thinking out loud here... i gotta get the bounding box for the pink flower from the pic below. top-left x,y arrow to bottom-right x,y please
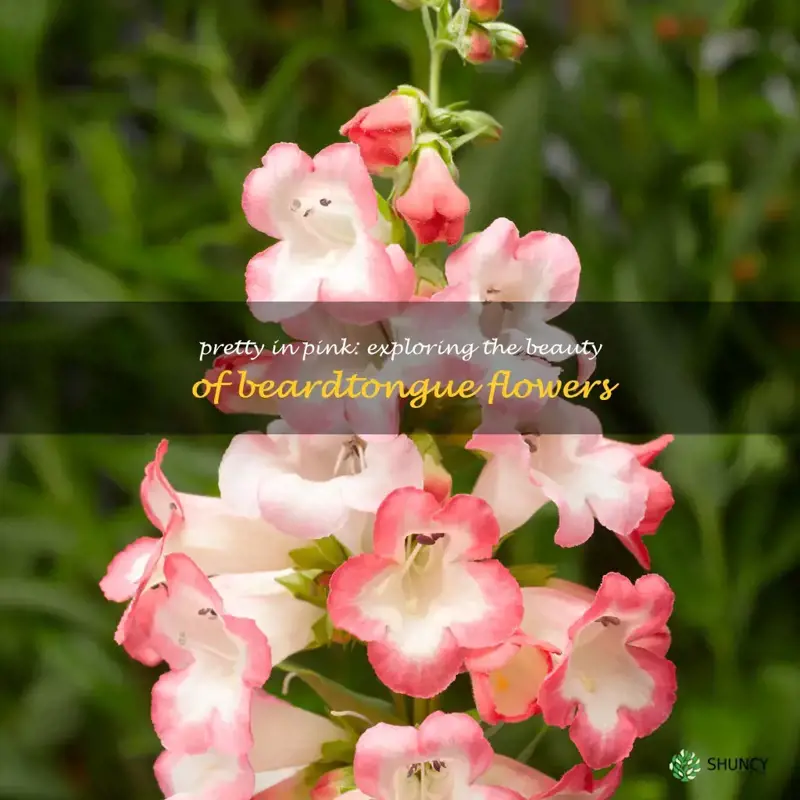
465,632 -> 556,725
352,712 -> 524,800
148,554 -> 272,755
101,440 -> 301,665
469,405 -> 674,567
436,218 -> 580,307
523,574 -> 677,769
465,0 -> 502,22
156,690 -> 344,800
242,143 -> 413,322
327,488 -> 523,697
340,93 -> 421,174
394,147 -> 470,246
218,423 -> 425,552
480,756 -> 623,799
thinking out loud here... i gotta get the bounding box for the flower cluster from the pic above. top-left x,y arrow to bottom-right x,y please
101,3 -> 677,798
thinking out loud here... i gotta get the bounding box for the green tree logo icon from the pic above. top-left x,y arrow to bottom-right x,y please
670,750 -> 702,781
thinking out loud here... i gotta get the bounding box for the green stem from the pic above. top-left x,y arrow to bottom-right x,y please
421,7 -> 444,107
413,696 -> 428,725
392,692 -> 409,722
16,79 -> 51,265
515,722 -> 549,764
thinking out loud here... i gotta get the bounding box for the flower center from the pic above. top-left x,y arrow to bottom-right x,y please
402,760 -> 451,800
332,436 -> 367,476
287,183 -> 359,249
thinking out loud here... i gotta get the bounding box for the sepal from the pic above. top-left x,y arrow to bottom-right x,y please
276,569 -> 329,609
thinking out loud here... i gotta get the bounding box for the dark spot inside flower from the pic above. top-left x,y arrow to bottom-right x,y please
432,760 -> 446,771
198,608 -> 218,618
169,502 -> 178,510
598,615 -> 621,627
319,198 -> 332,206
303,209 -> 313,218
290,199 -> 301,211
500,301 -> 515,312
407,763 -> 420,777
414,532 -> 445,546
150,582 -> 166,591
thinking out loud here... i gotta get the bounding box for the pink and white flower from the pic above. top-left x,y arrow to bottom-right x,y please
327,488 -> 523,697
101,440 -> 301,665
219,422 -> 425,553
243,143 -> 414,322
394,146 -> 470,246
523,574 -> 677,769
156,690 -> 344,800
351,712 -> 524,800
209,570 -> 325,666
480,756 -> 623,799
341,93 -> 422,175
148,553 -> 272,756
469,403 -> 673,567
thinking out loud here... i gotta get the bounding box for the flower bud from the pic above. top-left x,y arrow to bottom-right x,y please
465,0 -> 502,23
311,767 -> 356,799
340,92 -> 423,175
485,21 -> 527,60
461,26 -> 494,64
455,109 -> 503,142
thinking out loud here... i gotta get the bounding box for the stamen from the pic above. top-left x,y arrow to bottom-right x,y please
333,436 -> 367,476
319,198 -> 332,206
330,710 -> 373,725
303,209 -> 313,218
290,199 -> 301,211
281,672 -> 297,695
598,615 -> 621,627
523,434 -> 539,453
197,608 -> 218,618
414,532 -> 445,546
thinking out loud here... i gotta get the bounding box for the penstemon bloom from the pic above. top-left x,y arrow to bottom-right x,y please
101,3 -> 678,798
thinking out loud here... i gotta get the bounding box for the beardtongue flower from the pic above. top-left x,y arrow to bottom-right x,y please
148,554 -> 272,756
341,92 -> 423,175
522,574 -> 677,769
218,422 -> 425,553
101,440 -> 301,665
156,690 -> 344,800
394,146 -> 470,246
243,142 -> 413,322
327,488 -> 523,697
480,756 -> 623,799
468,401 -> 672,568
351,712 -> 525,800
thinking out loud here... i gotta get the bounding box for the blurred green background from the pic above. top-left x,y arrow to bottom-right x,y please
1,0 -> 799,798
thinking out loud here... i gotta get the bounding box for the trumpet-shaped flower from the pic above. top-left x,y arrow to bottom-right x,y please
101,440 -> 301,665
522,574 -> 677,769
469,405 -> 673,567
327,488 -> 523,697
351,712 -> 524,800
243,143 -> 414,321
156,690 -> 344,800
219,422 -> 424,552
148,554 -> 272,755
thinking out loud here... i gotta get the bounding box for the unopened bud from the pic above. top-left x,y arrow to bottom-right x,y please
311,767 -> 356,799
456,109 -> 503,142
465,0 -> 502,23
461,26 -> 494,64
485,21 -> 527,60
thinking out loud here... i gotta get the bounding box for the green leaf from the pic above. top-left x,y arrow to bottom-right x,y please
275,570 -> 328,609
289,536 -> 350,572
507,564 -> 556,587
280,662 -> 405,726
